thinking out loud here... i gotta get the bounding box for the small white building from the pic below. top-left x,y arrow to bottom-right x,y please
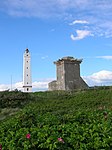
23,48 -> 32,92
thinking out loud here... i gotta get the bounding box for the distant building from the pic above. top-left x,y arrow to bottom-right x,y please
49,56 -> 88,91
23,48 -> 32,92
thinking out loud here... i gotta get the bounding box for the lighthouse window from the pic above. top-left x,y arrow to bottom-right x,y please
27,67 -> 28,69
27,74 -> 28,76
27,82 -> 28,84
27,88 -> 29,91
27,61 -> 28,63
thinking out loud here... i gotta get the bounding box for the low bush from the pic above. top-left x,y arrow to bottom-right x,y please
0,88 -> 112,149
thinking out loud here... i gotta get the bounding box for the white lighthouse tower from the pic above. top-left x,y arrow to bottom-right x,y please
23,48 -> 32,92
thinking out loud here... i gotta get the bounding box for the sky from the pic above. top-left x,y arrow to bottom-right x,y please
0,0 -> 112,91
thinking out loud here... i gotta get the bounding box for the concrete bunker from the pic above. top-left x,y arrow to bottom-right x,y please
49,56 -> 88,91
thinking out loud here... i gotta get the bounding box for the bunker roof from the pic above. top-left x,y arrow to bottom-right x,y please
54,56 -> 82,64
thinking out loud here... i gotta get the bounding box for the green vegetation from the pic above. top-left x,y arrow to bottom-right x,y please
0,87 -> 112,149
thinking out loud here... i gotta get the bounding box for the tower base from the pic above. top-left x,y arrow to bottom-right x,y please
23,86 -> 32,92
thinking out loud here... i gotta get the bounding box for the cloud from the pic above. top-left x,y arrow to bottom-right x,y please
41,55 -> 48,59
69,20 -> 89,25
0,71 -> 112,91
96,56 -> 112,60
71,30 -> 92,40
83,70 -> 112,86
0,84 -> 9,91
14,81 -> 23,91
0,82 -> 23,91
50,29 -> 55,32
0,0 -> 112,37
0,0 -> 70,18
0,78 -> 53,92
32,81 -> 48,91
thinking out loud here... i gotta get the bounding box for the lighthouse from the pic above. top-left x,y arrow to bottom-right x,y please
23,48 -> 32,92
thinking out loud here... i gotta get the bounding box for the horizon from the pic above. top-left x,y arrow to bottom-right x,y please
0,0 -> 112,91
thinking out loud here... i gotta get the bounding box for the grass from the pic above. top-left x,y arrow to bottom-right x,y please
0,86 -> 112,149
0,108 -> 20,121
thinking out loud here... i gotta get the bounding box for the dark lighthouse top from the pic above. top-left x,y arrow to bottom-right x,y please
25,48 -> 29,53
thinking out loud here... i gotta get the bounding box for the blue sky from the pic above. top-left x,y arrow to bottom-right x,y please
0,0 -> 112,91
